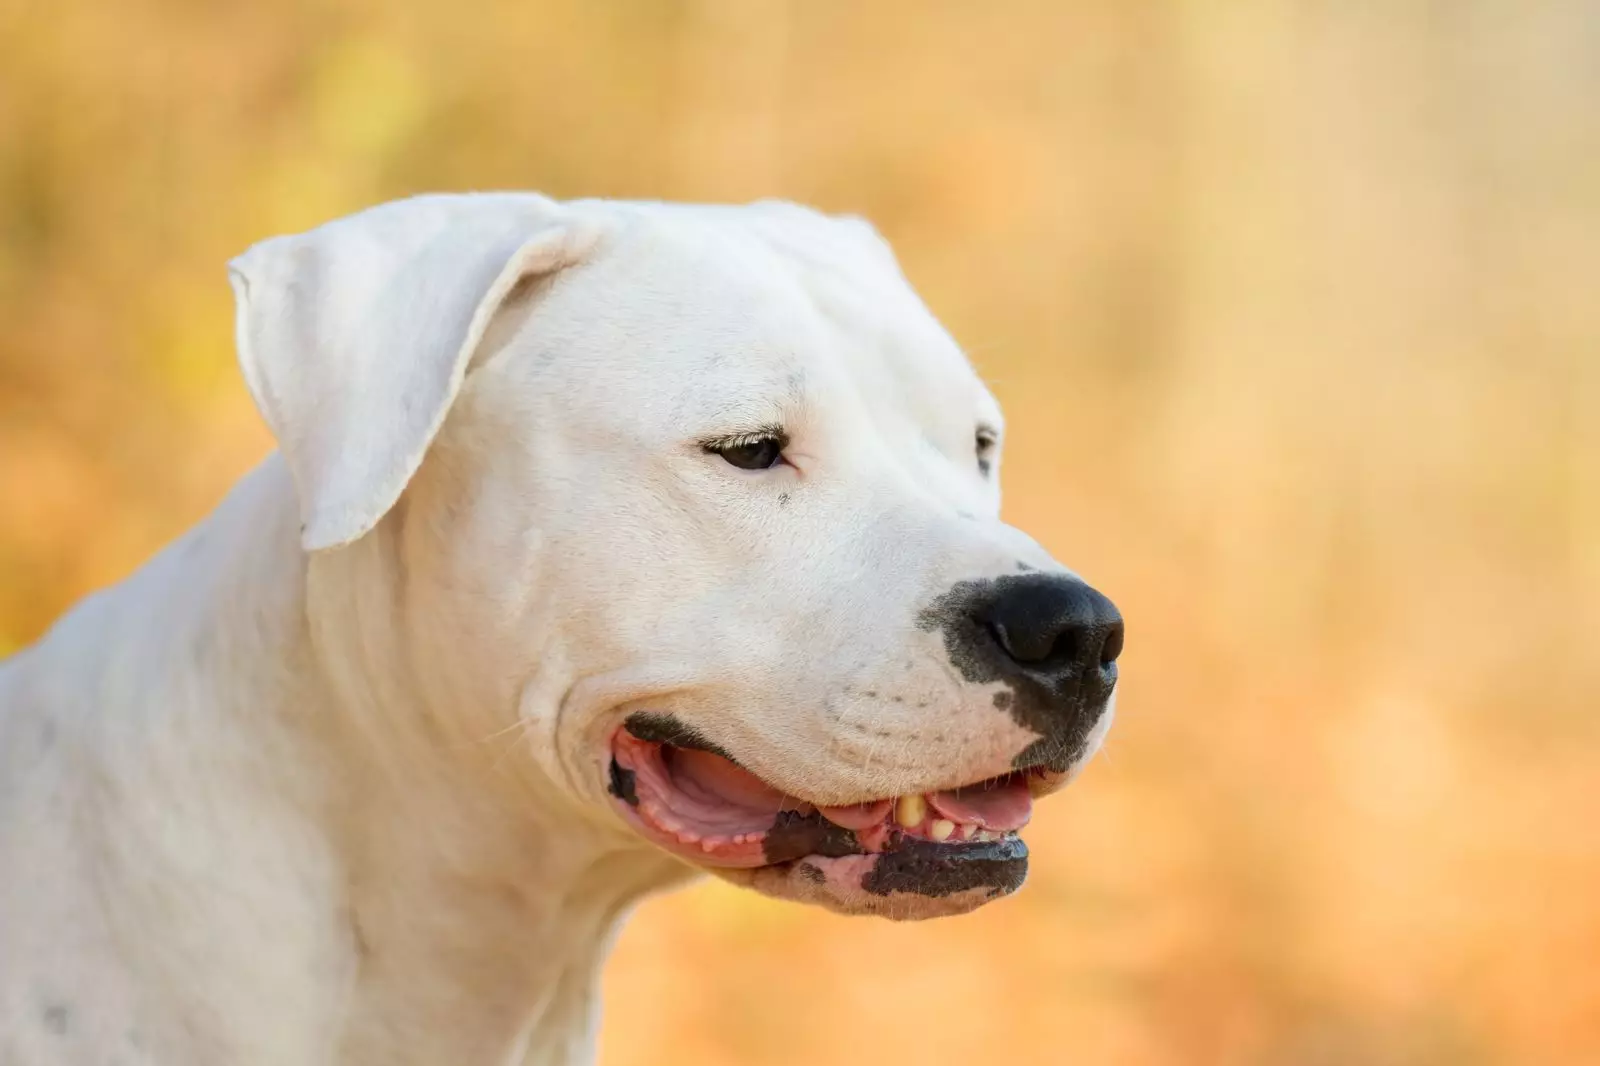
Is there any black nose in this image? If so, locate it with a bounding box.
[919,573,1123,773]
[977,576,1124,682]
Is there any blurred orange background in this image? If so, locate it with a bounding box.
[2,2,1597,1064]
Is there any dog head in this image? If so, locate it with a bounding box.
[229,194,1122,920]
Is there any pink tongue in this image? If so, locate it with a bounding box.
[815,800,893,830]
[928,777,1033,831]
[670,748,787,811]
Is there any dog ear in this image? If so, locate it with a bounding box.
[228,194,595,552]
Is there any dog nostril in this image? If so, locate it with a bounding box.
[986,617,1095,669]
[985,619,1067,666]
[1045,628,1083,669]
[984,620,1016,660]
[1100,622,1124,666]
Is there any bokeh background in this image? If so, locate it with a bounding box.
[3,2,1597,1063]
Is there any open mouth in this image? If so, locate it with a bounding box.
[608,713,1058,915]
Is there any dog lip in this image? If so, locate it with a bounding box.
[605,727,1036,876]
[860,836,1029,899]
[621,711,740,763]
[713,839,1031,918]
[617,711,1044,810]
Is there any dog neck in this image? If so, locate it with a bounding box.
[83,456,687,1064]
[323,789,683,1064]
[273,457,693,1063]
[306,682,685,1065]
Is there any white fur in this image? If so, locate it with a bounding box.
[0,194,1104,1064]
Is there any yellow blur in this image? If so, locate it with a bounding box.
[1,3,1595,1064]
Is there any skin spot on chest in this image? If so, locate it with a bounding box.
[41,1001,71,1036]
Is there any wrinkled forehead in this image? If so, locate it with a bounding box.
[497,202,1000,437]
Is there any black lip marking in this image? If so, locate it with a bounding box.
[607,758,639,806]
[918,576,1118,773]
[798,862,827,885]
[761,809,866,864]
[623,712,738,763]
[862,837,1029,899]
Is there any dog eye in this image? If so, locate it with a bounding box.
[975,427,999,476]
[705,433,787,471]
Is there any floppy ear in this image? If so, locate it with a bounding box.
[228,193,594,551]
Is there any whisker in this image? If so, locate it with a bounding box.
[488,718,534,775]
[475,717,535,746]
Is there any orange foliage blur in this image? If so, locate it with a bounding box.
[2,3,1596,1064]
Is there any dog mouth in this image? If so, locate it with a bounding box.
[607,713,1059,917]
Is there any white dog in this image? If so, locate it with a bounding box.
[0,194,1122,1065]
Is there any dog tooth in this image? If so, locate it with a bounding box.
[929,819,955,842]
[894,794,926,828]
[958,823,976,840]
